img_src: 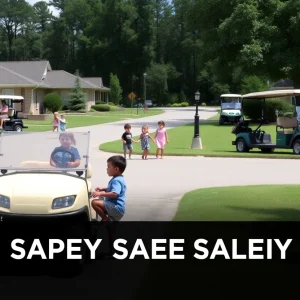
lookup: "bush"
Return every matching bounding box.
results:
[243,98,295,122]
[109,105,119,111]
[201,102,206,106]
[181,102,189,107]
[77,109,87,113]
[108,102,115,106]
[44,93,63,113]
[91,104,111,111]
[171,103,182,107]
[166,103,172,107]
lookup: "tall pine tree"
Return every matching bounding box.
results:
[68,70,86,111]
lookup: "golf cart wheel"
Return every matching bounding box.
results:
[292,139,300,154]
[219,117,224,125]
[14,125,22,132]
[236,138,249,152]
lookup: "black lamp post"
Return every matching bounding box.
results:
[191,90,203,149]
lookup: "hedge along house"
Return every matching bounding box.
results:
[0,60,110,116]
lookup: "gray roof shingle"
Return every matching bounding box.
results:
[0,60,50,83]
[0,60,109,90]
[42,70,99,89]
[0,65,39,86]
[83,77,110,91]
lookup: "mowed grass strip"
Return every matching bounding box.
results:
[23,108,163,132]
[173,185,300,221]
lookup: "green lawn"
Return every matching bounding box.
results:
[23,108,163,132]
[173,185,300,221]
[100,112,299,159]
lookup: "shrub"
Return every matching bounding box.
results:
[89,108,96,112]
[243,98,295,122]
[171,103,182,107]
[109,102,115,106]
[109,105,119,111]
[91,104,111,111]
[43,93,63,113]
[201,102,206,106]
[78,109,87,113]
[181,102,189,107]
[166,103,172,107]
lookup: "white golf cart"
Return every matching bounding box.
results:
[219,94,242,125]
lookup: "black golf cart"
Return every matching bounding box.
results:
[0,96,28,132]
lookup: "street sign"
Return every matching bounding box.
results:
[128,92,136,100]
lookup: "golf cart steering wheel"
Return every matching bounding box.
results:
[51,148,75,168]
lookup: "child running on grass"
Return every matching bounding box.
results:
[136,125,155,160]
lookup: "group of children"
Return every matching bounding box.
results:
[52,112,67,132]
[122,120,169,160]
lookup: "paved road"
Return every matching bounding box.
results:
[67,107,300,221]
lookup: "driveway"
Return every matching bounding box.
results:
[69,107,300,221]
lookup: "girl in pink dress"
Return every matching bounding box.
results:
[52,112,60,132]
[155,120,169,159]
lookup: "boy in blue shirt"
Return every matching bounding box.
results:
[91,155,127,222]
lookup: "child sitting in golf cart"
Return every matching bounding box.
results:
[50,132,81,168]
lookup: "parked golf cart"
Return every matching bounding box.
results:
[0,131,99,274]
[219,94,242,125]
[0,95,28,132]
[232,89,300,154]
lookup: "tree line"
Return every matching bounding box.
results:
[1,0,299,106]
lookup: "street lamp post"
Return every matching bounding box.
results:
[191,90,203,149]
[143,73,147,102]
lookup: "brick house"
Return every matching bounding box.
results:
[0,61,110,115]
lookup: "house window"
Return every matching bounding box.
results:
[61,91,70,107]
[1,89,14,95]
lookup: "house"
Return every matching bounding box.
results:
[270,79,294,90]
[0,60,110,115]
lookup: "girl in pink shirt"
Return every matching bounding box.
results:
[155,120,169,159]
[52,112,60,132]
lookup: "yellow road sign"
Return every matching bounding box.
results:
[128,92,136,100]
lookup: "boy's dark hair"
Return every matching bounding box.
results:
[107,155,127,173]
[124,123,131,129]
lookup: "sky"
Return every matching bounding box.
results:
[26,0,59,16]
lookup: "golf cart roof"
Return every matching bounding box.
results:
[242,89,300,99]
[0,95,24,100]
[220,94,241,98]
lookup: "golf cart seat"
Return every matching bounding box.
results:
[8,108,14,118]
[283,129,295,134]
[277,117,297,129]
[19,161,93,179]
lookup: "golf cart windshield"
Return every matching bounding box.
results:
[0,131,90,172]
[221,102,241,109]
